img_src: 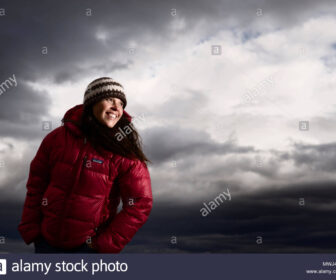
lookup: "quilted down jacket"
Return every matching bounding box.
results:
[18,104,153,253]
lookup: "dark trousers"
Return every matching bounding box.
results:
[34,236,97,253]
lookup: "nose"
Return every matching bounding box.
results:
[109,106,118,114]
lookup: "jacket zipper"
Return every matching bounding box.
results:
[83,155,88,168]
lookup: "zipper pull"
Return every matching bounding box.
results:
[83,137,87,144]
[83,155,88,167]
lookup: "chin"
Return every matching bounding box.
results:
[107,122,116,128]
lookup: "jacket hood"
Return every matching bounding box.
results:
[62,104,133,137]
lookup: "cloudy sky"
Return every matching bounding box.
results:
[1,0,336,253]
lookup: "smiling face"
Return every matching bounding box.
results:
[92,97,124,128]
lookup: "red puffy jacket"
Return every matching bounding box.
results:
[18,104,153,253]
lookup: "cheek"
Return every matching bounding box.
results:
[93,104,104,116]
[99,105,107,116]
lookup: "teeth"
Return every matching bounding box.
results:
[107,112,117,119]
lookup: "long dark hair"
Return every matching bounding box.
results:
[79,104,151,164]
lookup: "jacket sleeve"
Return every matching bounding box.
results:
[17,131,55,245]
[92,159,153,253]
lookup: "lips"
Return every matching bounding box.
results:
[106,112,117,119]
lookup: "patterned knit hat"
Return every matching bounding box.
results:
[83,77,127,109]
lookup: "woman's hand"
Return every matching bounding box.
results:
[87,242,94,249]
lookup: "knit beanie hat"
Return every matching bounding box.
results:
[83,77,127,109]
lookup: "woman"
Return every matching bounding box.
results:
[17,77,153,253]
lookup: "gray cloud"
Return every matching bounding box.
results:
[291,142,336,172]
[1,0,336,85]
[2,0,336,254]
[143,125,254,163]
[0,78,59,140]
[0,79,51,123]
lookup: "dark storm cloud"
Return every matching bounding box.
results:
[142,125,255,164]
[53,60,131,84]
[272,141,336,172]
[125,180,336,253]
[0,78,58,139]
[1,0,335,85]
[0,0,334,136]
[0,0,179,84]
[0,201,22,240]
[6,180,336,253]
[0,79,51,123]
